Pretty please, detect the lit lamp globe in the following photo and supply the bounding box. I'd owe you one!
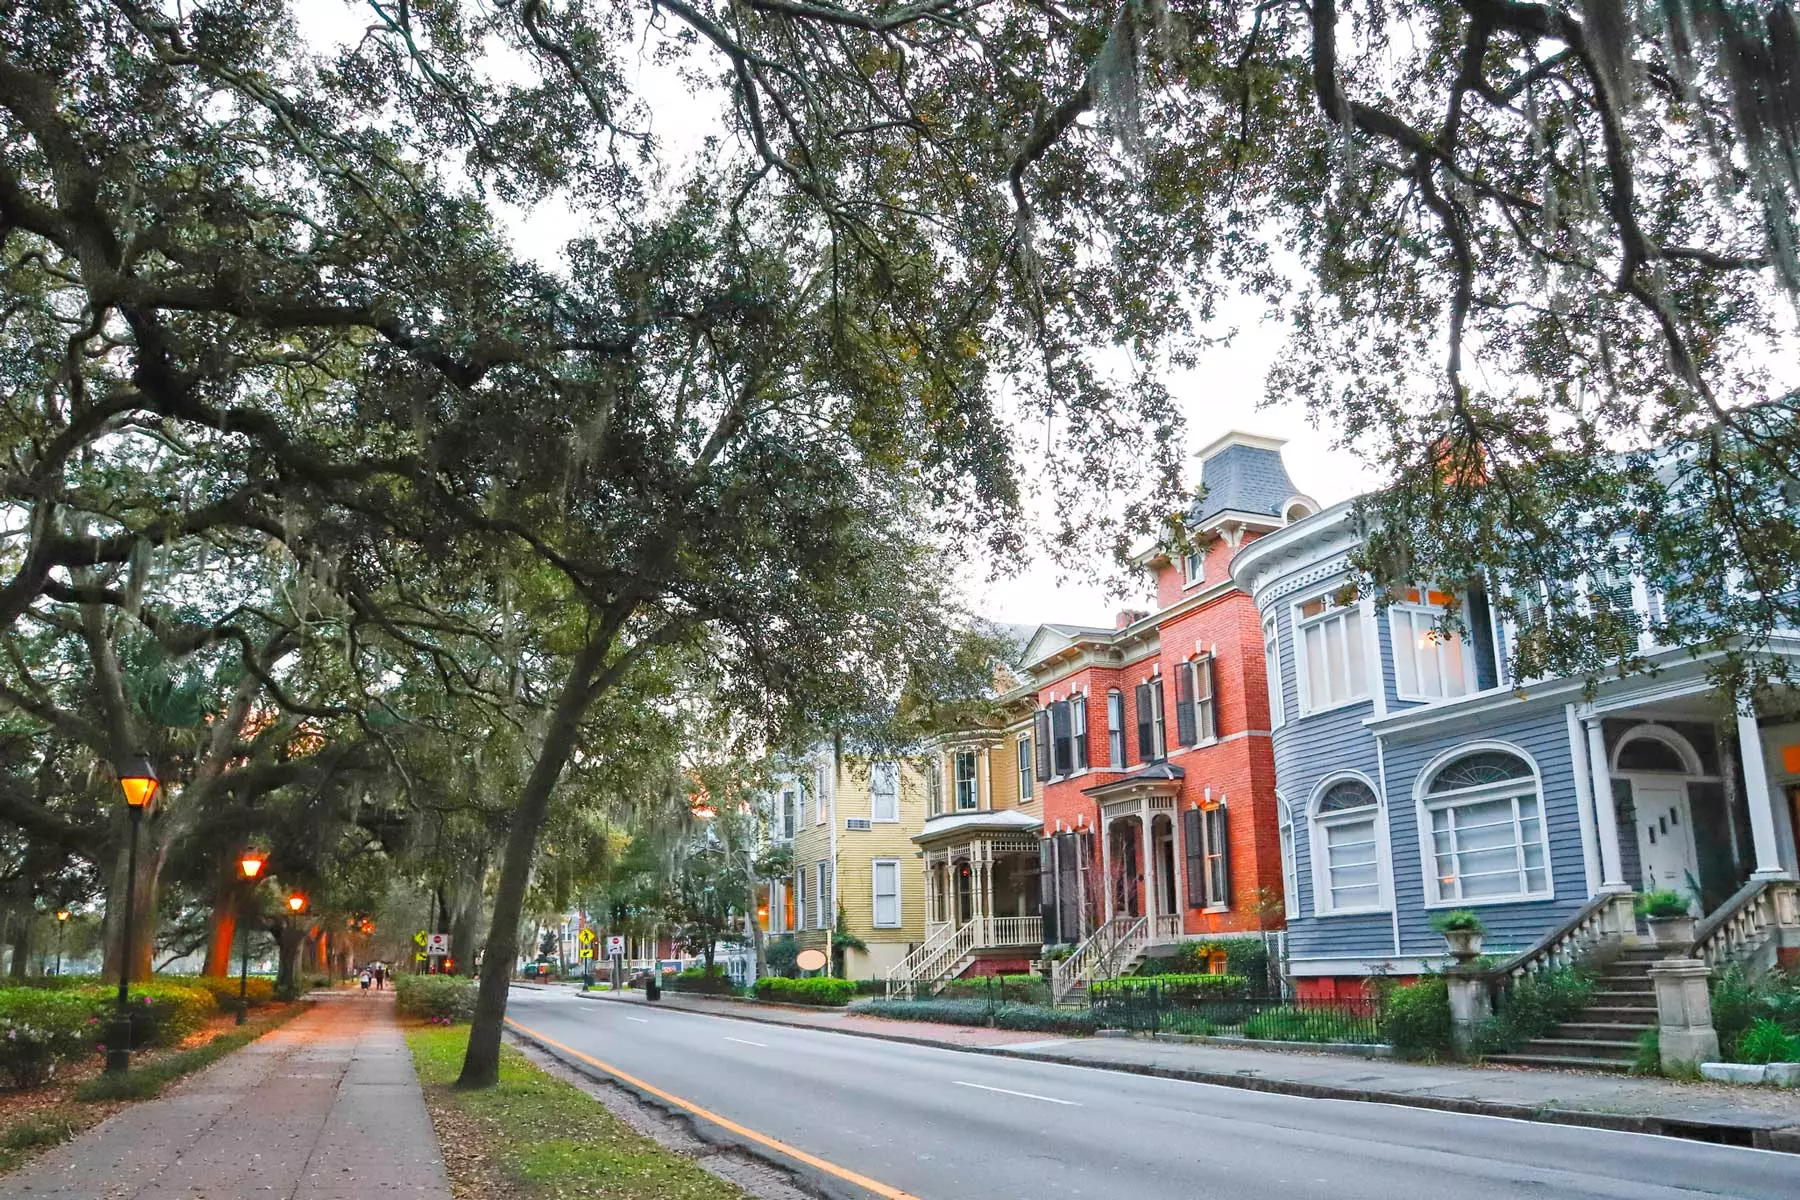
[287,894,307,915]
[239,851,266,882]
[117,759,159,810]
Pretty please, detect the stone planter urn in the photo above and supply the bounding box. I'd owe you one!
[1442,929,1485,960]
[1647,914,1697,949]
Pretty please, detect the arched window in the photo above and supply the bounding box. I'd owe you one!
[1310,777,1384,914]
[1285,501,1315,523]
[1616,735,1687,773]
[1277,797,1298,919]
[1420,747,1550,905]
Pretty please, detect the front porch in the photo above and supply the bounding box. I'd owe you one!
[1089,764,1192,946]
[886,810,1043,997]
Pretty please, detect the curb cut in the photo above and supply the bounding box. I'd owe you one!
[570,991,1800,1154]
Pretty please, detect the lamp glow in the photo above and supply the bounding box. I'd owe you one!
[117,758,159,809]
[287,893,307,914]
[239,852,266,881]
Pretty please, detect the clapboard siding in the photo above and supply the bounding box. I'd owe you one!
[835,757,927,948]
[1379,706,1589,958]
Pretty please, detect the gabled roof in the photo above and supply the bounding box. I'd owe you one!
[1192,432,1310,527]
[1016,622,1117,670]
[912,808,1044,845]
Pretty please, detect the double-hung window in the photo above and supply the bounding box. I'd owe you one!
[1183,549,1205,585]
[1278,800,1298,918]
[1295,591,1369,712]
[779,789,798,840]
[1390,588,1469,701]
[815,762,832,824]
[1134,678,1167,762]
[1050,701,1073,775]
[1181,804,1232,908]
[1070,693,1089,769]
[1310,778,1384,914]
[953,750,978,810]
[1422,750,1550,904]
[1107,690,1125,766]
[1264,616,1284,728]
[815,861,831,929]
[872,859,901,927]
[926,757,944,816]
[1016,735,1033,799]
[870,761,900,822]
[793,869,806,933]
[1174,656,1216,746]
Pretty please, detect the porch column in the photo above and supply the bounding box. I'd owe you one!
[1100,819,1114,921]
[1139,813,1154,921]
[979,842,995,943]
[1584,718,1629,891]
[1736,703,1792,880]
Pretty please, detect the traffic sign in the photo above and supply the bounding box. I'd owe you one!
[579,947,594,959]
[413,930,427,947]
[579,928,596,945]
[605,935,625,958]
[425,932,450,956]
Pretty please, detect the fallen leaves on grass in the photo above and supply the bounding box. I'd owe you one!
[406,1025,747,1200]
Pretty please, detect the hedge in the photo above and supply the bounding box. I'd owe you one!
[1381,976,1453,1060]
[0,990,100,1088]
[76,982,216,1049]
[851,998,1097,1035]
[937,974,1049,1004]
[183,976,277,1011]
[1089,974,1248,1001]
[669,968,736,996]
[753,977,855,1006]
[395,975,477,1022]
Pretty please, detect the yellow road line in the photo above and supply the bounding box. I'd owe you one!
[506,1017,921,1200]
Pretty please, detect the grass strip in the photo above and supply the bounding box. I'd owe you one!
[406,1024,746,1200]
[74,1005,305,1102]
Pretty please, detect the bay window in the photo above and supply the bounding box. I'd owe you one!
[954,750,978,810]
[1389,588,1469,701]
[1310,777,1384,914]
[1421,749,1550,904]
[1295,591,1369,712]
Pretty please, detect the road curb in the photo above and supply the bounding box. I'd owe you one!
[569,991,1800,1153]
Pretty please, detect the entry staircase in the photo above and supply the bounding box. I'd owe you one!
[884,916,1044,999]
[1050,915,1150,1005]
[1484,945,1661,1073]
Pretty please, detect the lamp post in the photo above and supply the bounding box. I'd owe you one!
[236,851,266,1025]
[54,909,70,977]
[284,894,307,997]
[107,758,160,1075]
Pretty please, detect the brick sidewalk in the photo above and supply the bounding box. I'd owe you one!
[0,991,450,1200]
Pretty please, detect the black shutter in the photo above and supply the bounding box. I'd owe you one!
[1033,709,1053,781]
[1135,682,1153,761]
[1051,700,1072,775]
[1183,808,1206,909]
[1078,831,1095,937]
[1207,806,1232,908]
[1038,838,1059,946]
[1175,663,1197,746]
[1057,831,1081,939]
[1196,654,1216,741]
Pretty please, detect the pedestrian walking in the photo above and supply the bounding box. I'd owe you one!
[375,964,386,990]
[359,970,371,991]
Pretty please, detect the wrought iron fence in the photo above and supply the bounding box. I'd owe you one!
[1090,983,1383,1044]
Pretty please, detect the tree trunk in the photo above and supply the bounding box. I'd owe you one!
[275,924,307,996]
[201,857,240,976]
[7,919,28,979]
[457,639,606,1089]
[100,819,163,984]
[448,850,486,977]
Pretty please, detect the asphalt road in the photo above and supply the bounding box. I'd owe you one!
[504,990,1795,1200]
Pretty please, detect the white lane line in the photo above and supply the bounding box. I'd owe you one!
[953,1080,1079,1106]
[724,1036,769,1047]
[624,1016,650,1023]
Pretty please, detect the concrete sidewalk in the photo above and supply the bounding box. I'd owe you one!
[0,991,451,1200]
[581,988,1800,1151]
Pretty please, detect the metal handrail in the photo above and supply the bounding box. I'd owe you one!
[885,919,958,997]
[1051,915,1148,1004]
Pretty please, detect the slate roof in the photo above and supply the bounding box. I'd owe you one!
[1192,437,1303,527]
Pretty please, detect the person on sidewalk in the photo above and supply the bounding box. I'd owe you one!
[360,970,371,991]
[375,964,387,990]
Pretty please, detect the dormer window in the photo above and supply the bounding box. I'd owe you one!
[1390,588,1469,702]
[1284,501,1315,523]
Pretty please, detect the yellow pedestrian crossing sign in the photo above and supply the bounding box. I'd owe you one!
[579,928,596,945]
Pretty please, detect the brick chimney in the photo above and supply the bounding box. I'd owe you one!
[1116,608,1149,629]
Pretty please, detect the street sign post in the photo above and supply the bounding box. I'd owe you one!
[605,935,625,958]
[425,932,450,957]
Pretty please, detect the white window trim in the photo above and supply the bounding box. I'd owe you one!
[953,750,979,811]
[1277,794,1298,919]
[816,861,831,929]
[871,858,902,928]
[1016,733,1033,800]
[815,763,831,825]
[1412,741,1555,909]
[1264,615,1285,730]
[1106,689,1125,768]
[870,761,900,822]
[1291,587,1373,716]
[1306,772,1390,917]
[1183,549,1205,587]
[1388,596,1471,704]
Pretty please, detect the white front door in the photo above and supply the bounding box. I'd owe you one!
[1631,779,1699,899]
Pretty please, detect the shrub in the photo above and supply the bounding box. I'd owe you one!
[0,990,98,1088]
[1473,967,1593,1056]
[764,934,801,978]
[1711,967,1800,1061]
[1161,1011,1217,1037]
[1242,1005,1378,1044]
[1632,1029,1661,1075]
[394,975,477,1022]
[753,977,855,1006]
[1161,938,1270,986]
[75,982,216,1049]
[1089,974,1248,1002]
[852,998,984,1024]
[1429,910,1486,934]
[1735,1018,1800,1065]
[184,976,277,1012]
[1382,977,1453,1060]
[669,967,736,996]
[1634,889,1690,919]
[990,1003,1096,1035]
[938,974,1049,1004]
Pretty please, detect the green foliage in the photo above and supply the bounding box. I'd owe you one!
[77,982,216,1049]
[1381,977,1454,1061]
[1633,1029,1662,1075]
[753,977,855,1006]
[1735,1018,1800,1065]
[1160,1011,1217,1037]
[74,1007,301,1102]
[1429,910,1486,934]
[395,976,478,1023]
[937,974,1049,1004]
[668,968,735,996]
[1241,1006,1378,1045]
[764,935,801,979]
[407,1026,738,1199]
[1,1111,79,1151]
[989,1004,1097,1035]
[1634,890,1691,919]
[1090,974,1248,1002]
[852,997,1097,1035]
[183,976,277,1011]
[0,990,99,1088]
[1151,939,1270,986]
[1711,967,1800,1061]
[1473,967,1594,1057]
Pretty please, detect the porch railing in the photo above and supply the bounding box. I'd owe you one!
[1479,890,1632,1008]
[884,919,959,999]
[1692,878,1800,970]
[1153,914,1182,942]
[988,915,1043,946]
[1051,914,1148,1005]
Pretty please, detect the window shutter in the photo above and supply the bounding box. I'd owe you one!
[1174,663,1197,746]
[1183,808,1206,908]
[1039,838,1059,945]
[1056,832,1081,939]
[1207,806,1232,907]
[1078,831,1095,936]
[1196,654,1216,741]
[1033,709,1053,781]
[1135,683,1153,761]
[1051,700,1073,775]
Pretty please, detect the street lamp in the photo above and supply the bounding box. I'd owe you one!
[107,758,159,1075]
[236,851,266,1025]
[54,909,70,977]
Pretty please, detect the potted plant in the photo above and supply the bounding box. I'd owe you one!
[1635,890,1696,947]
[1430,910,1486,960]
